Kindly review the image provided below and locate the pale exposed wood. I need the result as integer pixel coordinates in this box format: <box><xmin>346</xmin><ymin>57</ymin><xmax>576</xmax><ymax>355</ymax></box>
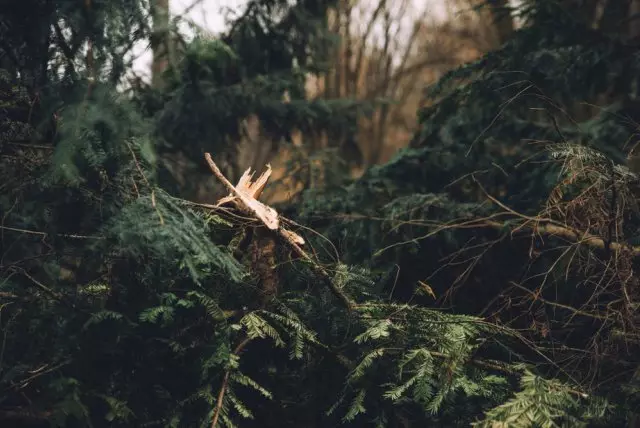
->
<box><xmin>203</xmin><ymin>153</ymin><xmax>355</xmax><ymax>310</ymax></box>
<box><xmin>205</xmin><ymin>154</ymin><xmax>305</xmax><ymax>246</ymax></box>
<box><xmin>210</xmin><ymin>158</ymin><xmax>305</xmax><ymax>243</ymax></box>
<box><xmin>206</xmin><ymin>154</ymin><xmax>279</xmax><ymax>230</ymax></box>
<box><xmin>281</xmin><ymin>228</ymin><xmax>305</xmax><ymax>246</ymax></box>
<box><xmin>216</xmin><ymin>164</ymin><xmax>273</xmax><ymax>206</ymax></box>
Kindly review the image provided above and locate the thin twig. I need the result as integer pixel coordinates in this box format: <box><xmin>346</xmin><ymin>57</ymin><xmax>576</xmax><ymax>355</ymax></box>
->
<box><xmin>211</xmin><ymin>337</ymin><xmax>252</xmax><ymax>428</ymax></box>
<box><xmin>126</xmin><ymin>142</ymin><xmax>164</xmax><ymax>225</ymax></box>
<box><xmin>509</xmin><ymin>281</ymin><xmax>607</xmax><ymax>321</ymax></box>
<box><xmin>3</xmin><ymin>359</ymin><xmax>72</xmax><ymax>393</ymax></box>
<box><xmin>0</xmin><ymin>225</ymin><xmax>103</xmax><ymax>240</ymax></box>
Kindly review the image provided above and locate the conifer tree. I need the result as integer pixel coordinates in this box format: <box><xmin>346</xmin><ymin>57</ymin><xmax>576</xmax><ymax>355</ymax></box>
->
<box><xmin>1</xmin><ymin>0</ymin><xmax>637</xmax><ymax>427</ymax></box>
<box><xmin>298</xmin><ymin>0</ymin><xmax>640</xmax><ymax>424</ymax></box>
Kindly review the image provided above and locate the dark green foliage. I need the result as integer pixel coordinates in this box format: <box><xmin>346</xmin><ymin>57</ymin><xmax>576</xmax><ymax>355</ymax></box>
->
<box><xmin>0</xmin><ymin>0</ymin><xmax>379</xmax><ymax>426</ymax></box>
<box><xmin>2</xmin><ymin>0</ymin><xmax>638</xmax><ymax>427</ymax></box>
<box><xmin>0</xmin><ymin>73</ymin><xmax>244</xmax><ymax>426</ymax></box>
<box><xmin>293</xmin><ymin>0</ymin><xmax>640</xmax><ymax>425</ymax></box>
<box><xmin>147</xmin><ymin>0</ymin><xmax>371</xmax><ymax>198</ymax></box>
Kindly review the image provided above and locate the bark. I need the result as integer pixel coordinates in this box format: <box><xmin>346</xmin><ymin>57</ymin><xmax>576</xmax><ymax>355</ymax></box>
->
<box><xmin>150</xmin><ymin>0</ymin><xmax>170</xmax><ymax>89</ymax></box>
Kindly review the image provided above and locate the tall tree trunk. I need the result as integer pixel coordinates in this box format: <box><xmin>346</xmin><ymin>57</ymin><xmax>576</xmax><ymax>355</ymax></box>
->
<box><xmin>150</xmin><ymin>0</ymin><xmax>170</xmax><ymax>89</ymax></box>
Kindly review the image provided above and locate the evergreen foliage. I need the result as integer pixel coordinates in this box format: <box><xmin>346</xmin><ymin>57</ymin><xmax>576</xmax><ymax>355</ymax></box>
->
<box><xmin>144</xmin><ymin>0</ymin><xmax>371</xmax><ymax>198</ymax></box>
<box><xmin>2</xmin><ymin>0</ymin><xmax>640</xmax><ymax>427</ymax></box>
<box><xmin>295</xmin><ymin>0</ymin><xmax>640</xmax><ymax>424</ymax></box>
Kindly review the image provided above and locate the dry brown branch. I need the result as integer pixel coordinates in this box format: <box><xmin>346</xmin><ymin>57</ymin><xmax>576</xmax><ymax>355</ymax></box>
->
<box><xmin>474</xmin><ymin>176</ymin><xmax>640</xmax><ymax>256</ymax></box>
<box><xmin>473</xmin><ymin>146</ymin><xmax>640</xmax><ymax>381</ymax></box>
<box><xmin>472</xmin><ymin>219</ymin><xmax>640</xmax><ymax>257</ymax></box>
<box><xmin>509</xmin><ymin>281</ymin><xmax>607</xmax><ymax>321</ymax></box>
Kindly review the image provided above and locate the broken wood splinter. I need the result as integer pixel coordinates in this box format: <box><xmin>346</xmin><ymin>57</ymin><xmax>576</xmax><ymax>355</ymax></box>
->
<box><xmin>204</xmin><ymin>153</ymin><xmax>354</xmax><ymax>310</ymax></box>
<box><xmin>205</xmin><ymin>153</ymin><xmax>303</xmax><ymax>243</ymax></box>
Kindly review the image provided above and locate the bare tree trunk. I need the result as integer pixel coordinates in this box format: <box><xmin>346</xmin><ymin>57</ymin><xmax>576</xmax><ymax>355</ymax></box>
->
<box><xmin>150</xmin><ymin>0</ymin><xmax>170</xmax><ymax>89</ymax></box>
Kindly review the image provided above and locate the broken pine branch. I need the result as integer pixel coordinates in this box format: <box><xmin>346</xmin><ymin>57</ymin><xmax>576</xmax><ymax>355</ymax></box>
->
<box><xmin>203</xmin><ymin>153</ymin><xmax>355</xmax><ymax>311</ymax></box>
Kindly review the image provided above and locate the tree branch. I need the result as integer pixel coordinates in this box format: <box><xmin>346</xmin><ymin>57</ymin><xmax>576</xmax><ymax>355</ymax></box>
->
<box><xmin>211</xmin><ymin>336</ymin><xmax>252</xmax><ymax>428</ymax></box>
<box><xmin>204</xmin><ymin>153</ymin><xmax>355</xmax><ymax>311</ymax></box>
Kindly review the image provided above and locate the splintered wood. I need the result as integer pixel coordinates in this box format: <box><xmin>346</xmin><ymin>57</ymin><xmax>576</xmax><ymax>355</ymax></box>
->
<box><xmin>204</xmin><ymin>153</ymin><xmax>304</xmax><ymax>244</ymax></box>
<box><xmin>204</xmin><ymin>153</ymin><xmax>354</xmax><ymax>311</ymax></box>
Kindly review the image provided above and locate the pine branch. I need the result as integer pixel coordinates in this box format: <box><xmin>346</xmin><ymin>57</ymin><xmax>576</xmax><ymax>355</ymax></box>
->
<box><xmin>286</xmin><ymin>239</ymin><xmax>355</xmax><ymax>311</ymax></box>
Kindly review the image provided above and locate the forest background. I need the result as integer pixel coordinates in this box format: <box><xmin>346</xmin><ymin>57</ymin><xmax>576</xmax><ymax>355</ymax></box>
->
<box><xmin>3</xmin><ymin>0</ymin><xmax>640</xmax><ymax>427</ymax></box>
